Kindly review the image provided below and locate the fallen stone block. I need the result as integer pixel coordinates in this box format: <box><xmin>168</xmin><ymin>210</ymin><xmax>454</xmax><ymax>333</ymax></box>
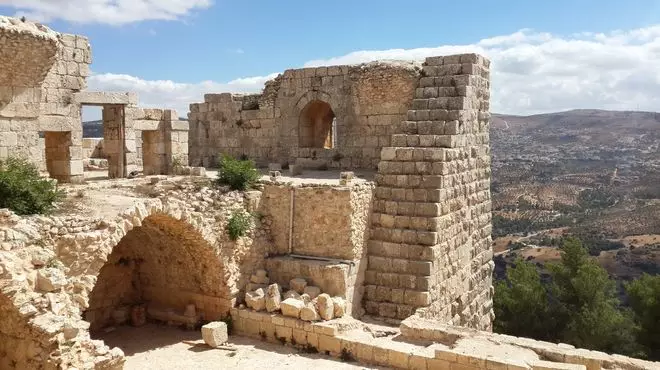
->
<box><xmin>250</xmin><ymin>272</ymin><xmax>270</xmax><ymax>285</ymax></box>
<box><xmin>37</xmin><ymin>268</ymin><xmax>67</xmax><ymax>292</ymax></box>
<box><xmin>269</xmin><ymin>171</ymin><xmax>281</xmax><ymax>181</ymax></box>
<box><xmin>265</xmin><ymin>283</ymin><xmax>282</xmax><ymax>312</ymax></box>
<box><xmin>332</xmin><ymin>297</ymin><xmax>346</xmax><ymax>318</ymax></box>
<box><xmin>300</xmin><ymin>293</ymin><xmax>312</xmax><ymax>305</ymax></box>
<box><xmin>245</xmin><ymin>288</ymin><xmax>266</xmax><ymax>311</ymax></box>
<box><xmin>191</xmin><ymin>167</ymin><xmax>206</xmax><ymax>176</ymax></box>
<box><xmin>304</xmin><ymin>285</ymin><xmax>321</xmax><ymax>299</ymax></box>
<box><xmin>284</xmin><ymin>290</ymin><xmax>301</xmax><ymax>300</ymax></box>
<box><xmin>246</xmin><ymin>283</ymin><xmax>269</xmax><ymax>292</ymax></box>
<box><xmin>288</xmin><ymin>164</ymin><xmax>302</xmax><ymax>176</ymax></box>
<box><xmin>290</xmin><ymin>278</ymin><xmax>307</xmax><ymax>294</ymax></box>
<box><xmin>201</xmin><ymin>321</ymin><xmax>229</xmax><ymax>348</ymax></box>
<box><xmin>300</xmin><ymin>303</ymin><xmax>320</xmax><ymax>322</ymax></box>
<box><xmin>316</xmin><ymin>294</ymin><xmax>334</xmax><ymax>321</ymax></box>
<box><xmin>268</xmin><ymin>163</ymin><xmax>282</xmax><ymax>171</ymax></box>
<box><xmin>280</xmin><ymin>298</ymin><xmax>305</xmax><ymax>318</ymax></box>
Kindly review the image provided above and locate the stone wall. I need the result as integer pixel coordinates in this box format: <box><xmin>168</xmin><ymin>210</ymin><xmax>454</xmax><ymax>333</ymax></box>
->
<box><xmin>258</xmin><ymin>183</ymin><xmax>373</xmax><ymax>259</ymax></box>
<box><xmin>130</xmin><ymin>108</ymin><xmax>189</xmax><ymax>175</ymax></box>
<box><xmin>364</xmin><ymin>54</ymin><xmax>494</xmax><ymax>329</ymax></box>
<box><xmin>0</xmin><ymin>16</ymin><xmax>91</xmax><ymax>182</ymax></box>
<box><xmin>188</xmin><ymin>61</ymin><xmax>420</xmax><ymax>169</ymax></box>
<box><xmin>0</xmin><ymin>181</ymin><xmax>272</xmax><ymax>368</ymax></box>
<box><xmin>230</xmin><ymin>309</ymin><xmax>659</xmax><ymax>370</ymax></box>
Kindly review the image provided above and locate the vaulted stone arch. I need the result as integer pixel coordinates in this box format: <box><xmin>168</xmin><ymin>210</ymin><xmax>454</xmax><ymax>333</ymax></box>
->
<box><xmin>84</xmin><ymin>211</ymin><xmax>233</xmax><ymax>332</ymax></box>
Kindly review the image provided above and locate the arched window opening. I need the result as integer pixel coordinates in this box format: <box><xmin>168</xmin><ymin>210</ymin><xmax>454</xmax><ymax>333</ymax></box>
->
<box><xmin>299</xmin><ymin>100</ymin><xmax>336</xmax><ymax>148</ymax></box>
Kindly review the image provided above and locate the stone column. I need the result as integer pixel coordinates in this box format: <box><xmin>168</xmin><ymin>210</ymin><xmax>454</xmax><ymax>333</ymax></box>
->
<box><xmin>103</xmin><ymin>105</ymin><xmax>126</xmax><ymax>178</ymax></box>
<box><xmin>364</xmin><ymin>54</ymin><xmax>493</xmax><ymax>330</ymax></box>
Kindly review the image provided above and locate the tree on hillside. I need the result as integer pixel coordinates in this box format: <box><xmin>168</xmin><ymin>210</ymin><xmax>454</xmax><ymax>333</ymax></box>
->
<box><xmin>494</xmin><ymin>258</ymin><xmax>558</xmax><ymax>340</ymax></box>
<box><xmin>494</xmin><ymin>237</ymin><xmax>641</xmax><ymax>357</ymax></box>
<box><xmin>626</xmin><ymin>274</ymin><xmax>660</xmax><ymax>360</ymax></box>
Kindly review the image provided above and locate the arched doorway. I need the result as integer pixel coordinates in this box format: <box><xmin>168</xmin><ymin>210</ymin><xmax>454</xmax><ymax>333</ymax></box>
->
<box><xmin>299</xmin><ymin>100</ymin><xmax>336</xmax><ymax>148</ymax></box>
<box><xmin>85</xmin><ymin>213</ymin><xmax>231</xmax><ymax>343</ymax></box>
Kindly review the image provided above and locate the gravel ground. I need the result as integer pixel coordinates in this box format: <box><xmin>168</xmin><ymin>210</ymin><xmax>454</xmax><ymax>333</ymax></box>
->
<box><xmin>98</xmin><ymin>324</ymin><xmax>389</xmax><ymax>370</ymax></box>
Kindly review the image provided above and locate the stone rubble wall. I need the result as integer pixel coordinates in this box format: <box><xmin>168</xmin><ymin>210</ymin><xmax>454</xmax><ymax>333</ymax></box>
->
<box><xmin>365</xmin><ymin>54</ymin><xmax>494</xmax><ymax>329</ymax></box>
<box><xmin>0</xmin><ymin>181</ymin><xmax>272</xmax><ymax>368</ymax></box>
<box><xmin>229</xmin><ymin>308</ymin><xmax>659</xmax><ymax>370</ymax></box>
<box><xmin>82</xmin><ymin>138</ymin><xmax>104</xmax><ymax>160</ymax></box>
<box><xmin>188</xmin><ymin>61</ymin><xmax>420</xmax><ymax>169</ymax></box>
<box><xmin>129</xmin><ymin>108</ymin><xmax>189</xmax><ymax>174</ymax></box>
<box><xmin>0</xmin><ymin>16</ymin><xmax>91</xmax><ymax>182</ymax></box>
<box><xmin>258</xmin><ymin>182</ymin><xmax>373</xmax><ymax>260</ymax></box>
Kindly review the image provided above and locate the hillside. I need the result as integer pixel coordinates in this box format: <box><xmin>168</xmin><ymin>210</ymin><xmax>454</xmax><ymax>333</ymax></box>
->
<box><xmin>490</xmin><ymin>109</ymin><xmax>660</xmax><ymax>284</ymax></box>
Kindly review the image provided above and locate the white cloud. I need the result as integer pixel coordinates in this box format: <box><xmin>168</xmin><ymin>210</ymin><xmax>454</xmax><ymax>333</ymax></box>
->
<box><xmin>85</xmin><ymin>25</ymin><xmax>660</xmax><ymax>120</ymax></box>
<box><xmin>1</xmin><ymin>0</ymin><xmax>212</xmax><ymax>25</ymax></box>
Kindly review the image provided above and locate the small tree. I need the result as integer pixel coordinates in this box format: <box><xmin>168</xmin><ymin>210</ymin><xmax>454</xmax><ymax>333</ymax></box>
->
<box><xmin>214</xmin><ymin>155</ymin><xmax>259</xmax><ymax>191</ymax></box>
<box><xmin>626</xmin><ymin>274</ymin><xmax>660</xmax><ymax>360</ymax></box>
<box><xmin>494</xmin><ymin>258</ymin><xmax>557</xmax><ymax>340</ymax></box>
<box><xmin>547</xmin><ymin>237</ymin><xmax>639</xmax><ymax>355</ymax></box>
<box><xmin>0</xmin><ymin>157</ymin><xmax>63</xmax><ymax>215</ymax></box>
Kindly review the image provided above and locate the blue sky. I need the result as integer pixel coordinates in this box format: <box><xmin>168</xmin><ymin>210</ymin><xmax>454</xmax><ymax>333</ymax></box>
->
<box><xmin>3</xmin><ymin>0</ymin><xmax>660</xmax><ymax>118</ymax></box>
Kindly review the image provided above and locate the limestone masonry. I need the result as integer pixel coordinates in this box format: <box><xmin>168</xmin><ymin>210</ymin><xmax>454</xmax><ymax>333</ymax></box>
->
<box><xmin>0</xmin><ymin>15</ymin><xmax>657</xmax><ymax>370</ymax></box>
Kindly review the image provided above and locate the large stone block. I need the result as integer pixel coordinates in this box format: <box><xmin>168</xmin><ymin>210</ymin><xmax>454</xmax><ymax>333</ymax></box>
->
<box><xmin>201</xmin><ymin>322</ymin><xmax>228</xmax><ymax>348</ymax></box>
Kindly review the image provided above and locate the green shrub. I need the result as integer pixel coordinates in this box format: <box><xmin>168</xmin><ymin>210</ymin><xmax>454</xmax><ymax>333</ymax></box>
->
<box><xmin>226</xmin><ymin>210</ymin><xmax>252</xmax><ymax>240</ymax></box>
<box><xmin>0</xmin><ymin>157</ymin><xmax>63</xmax><ymax>215</ymax></box>
<box><xmin>214</xmin><ymin>155</ymin><xmax>259</xmax><ymax>191</ymax></box>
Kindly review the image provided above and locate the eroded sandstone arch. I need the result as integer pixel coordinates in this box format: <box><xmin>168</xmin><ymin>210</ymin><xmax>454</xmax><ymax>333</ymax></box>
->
<box><xmin>0</xmin><ymin>187</ymin><xmax>262</xmax><ymax>368</ymax></box>
<box><xmin>86</xmin><ymin>213</ymin><xmax>232</xmax><ymax>332</ymax></box>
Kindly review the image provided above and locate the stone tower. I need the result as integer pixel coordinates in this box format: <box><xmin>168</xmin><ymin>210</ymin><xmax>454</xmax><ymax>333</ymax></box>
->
<box><xmin>364</xmin><ymin>54</ymin><xmax>494</xmax><ymax>330</ymax></box>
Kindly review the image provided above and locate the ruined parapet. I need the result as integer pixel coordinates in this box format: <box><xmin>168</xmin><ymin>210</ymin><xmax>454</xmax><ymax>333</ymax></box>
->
<box><xmin>0</xmin><ymin>16</ymin><xmax>59</xmax><ymax>88</ymax></box>
<box><xmin>0</xmin><ymin>16</ymin><xmax>91</xmax><ymax>183</ymax></box>
<box><xmin>188</xmin><ymin>61</ymin><xmax>420</xmax><ymax>169</ymax></box>
<box><xmin>364</xmin><ymin>54</ymin><xmax>493</xmax><ymax>329</ymax></box>
<box><xmin>132</xmin><ymin>108</ymin><xmax>189</xmax><ymax>175</ymax></box>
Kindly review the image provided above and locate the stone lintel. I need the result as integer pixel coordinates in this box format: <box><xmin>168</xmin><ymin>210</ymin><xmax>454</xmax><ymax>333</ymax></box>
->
<box><xmin>73</xmin><ymin>91</ymin><xmax>138</xmax><ymax>106</ymax></box>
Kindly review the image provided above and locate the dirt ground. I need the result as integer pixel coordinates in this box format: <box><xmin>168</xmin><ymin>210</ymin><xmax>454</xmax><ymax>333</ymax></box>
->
<box><xmin>98</xmin><ymin>324</ymin><xmax>388</xmax><ymax>370</ymax></box>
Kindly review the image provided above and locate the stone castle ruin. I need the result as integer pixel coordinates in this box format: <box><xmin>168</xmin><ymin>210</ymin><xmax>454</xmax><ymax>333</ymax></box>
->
<box><xmin>0</xmin><ymin>16</ymin><xmax>658</xmax><ymax>370</ymax></box>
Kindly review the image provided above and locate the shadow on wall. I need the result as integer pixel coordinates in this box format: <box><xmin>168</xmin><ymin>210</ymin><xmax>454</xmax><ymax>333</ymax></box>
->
<box><xmin>84</xmin><ymin>213</ymin><xmax>232</xmax><ymax>340</ymax></box>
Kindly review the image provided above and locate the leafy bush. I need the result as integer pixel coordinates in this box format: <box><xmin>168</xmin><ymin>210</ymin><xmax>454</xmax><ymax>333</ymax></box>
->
<box><xmin>0</xmin><ymin>157</ymin><xmax>63</xmax><ymax>215</ymax></box>
<box><xmin>214</xmin><ymin>155</ymin><xmax>259</xmax><ymax>191</ymax></box>
<box><xmin>226</xmin><ymin>210</ymin><xmax>253</xmax><ymax>240</ymax></box>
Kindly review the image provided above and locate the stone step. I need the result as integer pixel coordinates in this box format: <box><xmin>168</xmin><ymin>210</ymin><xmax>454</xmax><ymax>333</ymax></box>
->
<box><xmin>369</xmin><ymin>226</ymin><xmax>439</xmax><ymax>246</ymax></box>
<box><xmin>366</xmin><ymin>255</ymin><xmax>433</xmax><ymax>275</ymax></box>
<box><xmin>367</xmin><ymin>240</ymin><xmax>438</xmax><ymax>261</ymax></box>
<box><xmin>378</xmin><ymin>159</ymin><xmax>465</xmax><ymax>176</ymax></box>
<box><xmin>364</xmin><ymin>299</ymin><xmax>418</xmax><ymax>319</ymax></box>
<box><xmin>371</xmin><ymin>201</ymin><xmax>450</xmax><ymax>217</ymax></box>
<box><xmin>364</xmin><ymin>270</ymin><xmax>432</xmax><ymax>290</ymax></box>
<box><xmin>371</xmin><ymin>212</ymin><xmax>447</xmax><ymax>231</ymax></box>
<box><xmin>391</xmin><ymin>133</ymin><xmax>462</xmax><ymax>146</ymax></box>
<box><xmin>364</xmin><ymin>285</ymin><xmax>431</xmax><ymax>307</ymax></box>
<box><xmin>392</xmin><ymin>117</ymin><xmax>489</xmax><ymax>135</ymax></box>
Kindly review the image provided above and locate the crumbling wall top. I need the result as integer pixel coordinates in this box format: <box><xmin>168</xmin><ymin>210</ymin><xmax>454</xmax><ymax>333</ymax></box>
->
<box><xmin>0</xmin><ymin>16</ymin><xmax>61</xmax><ymax>88</ymax></box>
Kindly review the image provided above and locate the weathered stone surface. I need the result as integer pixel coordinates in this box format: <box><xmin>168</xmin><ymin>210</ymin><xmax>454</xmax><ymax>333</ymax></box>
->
<box><xmin>283</xmin><ymin>290</ymin><xmax>300</xmax><ymax>300</ymax></box>
<box><xmin>300</xmin><ymin>303</ymin><xmax>320</xmax><ymax>322</ymax></box>
<box><xmin>300</xmin><ymin>293</ymin><xmax>312</xmax><ymax>305</ymax></box>
<box><xmin>290</xmin><ymin>278</ymin><xmax>307</xmax><ymax>294</ymax></box>
<box><xmin>246</xmin><ymin>288</ymin><xmax>266</xmax><ymax>311</ymax></box>
<box><xmin>280</xmin><ymin>298</ymin><xmax>305</xmax><ymax>318</ymax></box>
<box><xmin>303</xmin><ymin>285</ymin><xmax>321</xmax><ymax>299</ymax></box>
<box><xmin>251</xmin><ymin>270</ymin><xmax>270</xmax><ymax>285</ymax></box>
<box><xmin>332</xmin><ymin>297</ymin><xmax>346</xmax><ymax>318</ymax></box>
<box><xmin>316</xmin><ymin>294</ymin><xmax>334</xmax><ymax>321</ymax></box>
<box><xmin>265</xmin><ymin>283</ymin><xmax>282</xmax><ymax>312</ymax></box>
<box><xmin>201</xmin><ymin>321</ymin><xmax>228</xmax><ymax>348</ymax></box>
<box><xmin>36</xmin><ymin>268</ymin><xmax>66</xmax><ymax>292</ymax></box>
